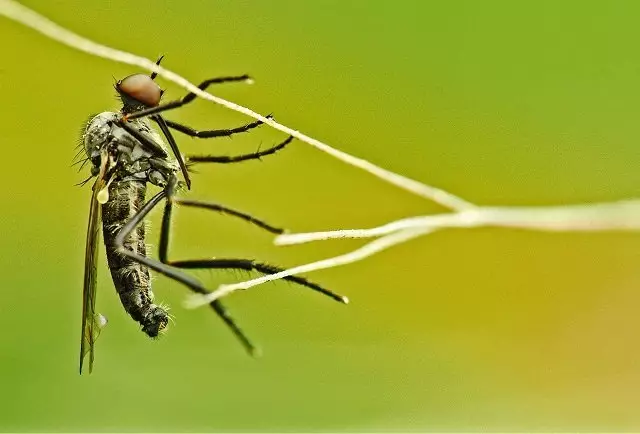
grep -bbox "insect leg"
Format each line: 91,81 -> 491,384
152,115 -> 191,190
124,75 -> 252,121
187,136 -> 293,164
171,197 -> 284,235
158,117 -> 268,139
159,193 -> 261,354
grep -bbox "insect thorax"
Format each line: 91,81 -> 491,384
83,111 -> 178,187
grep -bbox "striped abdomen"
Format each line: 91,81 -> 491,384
102,180 -> 169,337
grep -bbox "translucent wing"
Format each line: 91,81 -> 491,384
80,155 -> 109,374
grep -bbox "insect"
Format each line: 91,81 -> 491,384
78,56 -> 347,374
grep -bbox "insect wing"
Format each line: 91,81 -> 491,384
79,161 -> 109,374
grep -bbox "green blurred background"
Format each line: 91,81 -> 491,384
1,0 -> 640,430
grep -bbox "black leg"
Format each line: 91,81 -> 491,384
172,197 -> 284,234
124,75 -> 251,121
159,194 -> 258,355
160,117 -> 267,139
187,135 -> 293,164
151,115 -> 192,190
209,298 -> 258,356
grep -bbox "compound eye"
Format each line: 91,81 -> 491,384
117,74 -> 162,107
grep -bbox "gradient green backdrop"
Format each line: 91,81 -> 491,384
1,0 -> 640,431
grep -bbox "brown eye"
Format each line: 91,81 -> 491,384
117,74 -> 162,107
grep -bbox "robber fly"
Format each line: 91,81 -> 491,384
79,56 -> 347,374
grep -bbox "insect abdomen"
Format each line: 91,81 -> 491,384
101,180 -> 169,337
